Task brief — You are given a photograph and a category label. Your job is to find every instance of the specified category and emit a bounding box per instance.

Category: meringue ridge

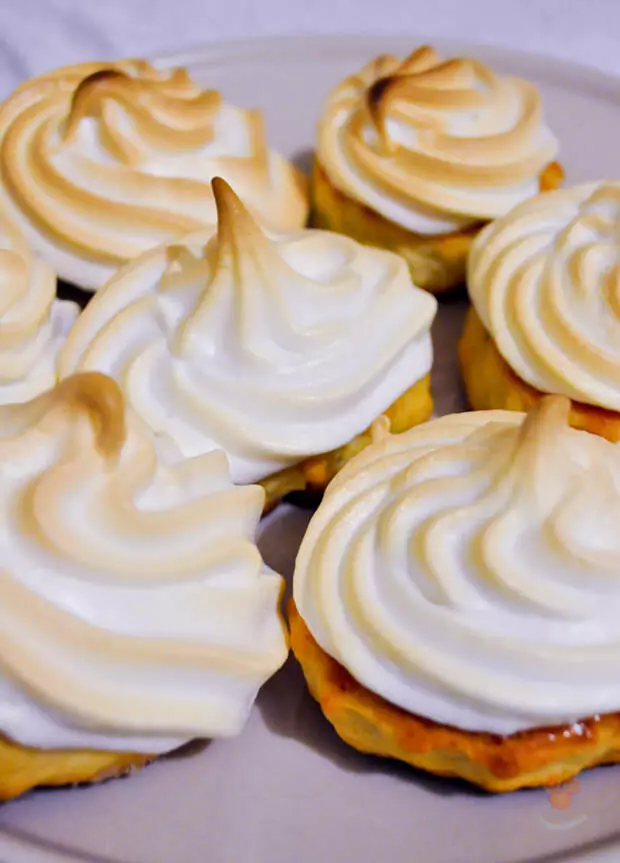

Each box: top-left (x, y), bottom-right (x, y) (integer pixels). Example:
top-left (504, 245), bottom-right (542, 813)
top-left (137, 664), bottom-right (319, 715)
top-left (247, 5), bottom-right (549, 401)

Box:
top-left (294, 396), bottom-right (620, 736)
top-left (0, 372), bottom-right (288, 753)
top-left (59, 177), bottom-right (436, 484)
top-left (0, 59), bottom-right (308, 290)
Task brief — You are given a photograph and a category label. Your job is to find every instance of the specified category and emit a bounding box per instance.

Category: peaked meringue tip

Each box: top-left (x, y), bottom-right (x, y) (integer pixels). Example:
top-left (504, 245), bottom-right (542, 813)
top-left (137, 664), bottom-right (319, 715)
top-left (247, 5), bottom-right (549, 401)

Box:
top-left (50, 372), bottom-right (127, 460)
top-left (515, 395), bottom-right (571, 466)
top-left (211, 176), bottom-right (265, 253)
top-left (212, 176), bottom-right (255, 224)
top-left (523, 394), bottom-right (571, 428)
top-left (63, 68), bottom-right (129, 143)
top-left (366, 76), bottom-right (394, 141)
top-left (366, 45), bottom-right (473, 143)
top-left (399, 45), bottom-right (438, 73)
top-left (371, 414), bottom-right (392, 445)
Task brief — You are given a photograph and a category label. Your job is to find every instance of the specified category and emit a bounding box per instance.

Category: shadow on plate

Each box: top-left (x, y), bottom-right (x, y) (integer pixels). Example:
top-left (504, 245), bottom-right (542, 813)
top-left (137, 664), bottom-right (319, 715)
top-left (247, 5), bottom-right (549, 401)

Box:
top-left (257, 504), bottom-right (312, 598)
top-left (164, 739), bottom-right (211, 761)
top-left (0, 825), bottom-right (116, 863)
top-left (0, 742), bottom-right (209, 811)
top-left (257, 650), bottom-right (488, 799)
top-left (257, 506), bottom-right (484, 798)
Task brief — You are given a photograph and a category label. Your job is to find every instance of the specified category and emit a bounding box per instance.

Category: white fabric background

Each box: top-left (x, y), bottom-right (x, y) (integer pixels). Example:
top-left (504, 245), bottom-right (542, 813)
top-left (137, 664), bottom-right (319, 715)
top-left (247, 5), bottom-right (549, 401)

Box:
top-left (0, 0), bottom-right (617, 97)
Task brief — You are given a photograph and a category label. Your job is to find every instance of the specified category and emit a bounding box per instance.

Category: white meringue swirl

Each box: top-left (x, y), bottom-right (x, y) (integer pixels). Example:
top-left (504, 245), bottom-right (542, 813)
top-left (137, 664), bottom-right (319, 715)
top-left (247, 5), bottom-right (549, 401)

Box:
top-left (0, 215), bottom-right (77, 404)
top-left (317, 45), bottom-right (559, 235)
top-left (0, 373), bottom-right (287, 753)
top-left (59, 178), bottom-right (436, 484)
top-left (468, 181), bottom-right (620, 411)
top-left (0, 59), bottom-right (308, 291)
top-left (294, 397), bottom-right (620, 735)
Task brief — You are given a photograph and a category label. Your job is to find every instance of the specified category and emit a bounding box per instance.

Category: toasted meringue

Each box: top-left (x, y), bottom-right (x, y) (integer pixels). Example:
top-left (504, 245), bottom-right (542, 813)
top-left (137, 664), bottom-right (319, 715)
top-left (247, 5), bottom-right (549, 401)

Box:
top-left (59, 178), bottom-right (437, 485)
top-left (294, 396), bottom-right (620, 736)
top-left (0, 60), bottom-right (308, 291)
top-left (0, 372), bottom-right (287, 753)
top-left (317, 45), bottom-right (559, 235)
top-left (0, 214), bottom-right (77, 403)
top-left (467, 181), bottom-right (620, 412)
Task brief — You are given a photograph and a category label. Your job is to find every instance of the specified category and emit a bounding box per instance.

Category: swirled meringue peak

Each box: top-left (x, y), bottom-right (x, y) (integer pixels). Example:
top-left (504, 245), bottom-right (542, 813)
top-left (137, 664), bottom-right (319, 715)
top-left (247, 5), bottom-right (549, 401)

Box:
top-left (317, 45), bottom-right (559, 235)
top-left (294, 396), bottom-right (620, 735)
top-left (59, 178), bottom-right (437, 484)
top-left (469, 181), bottom-right (620, 411)
top-left (0, 214), bottom-right (77, 404)
top-left (0, 59), bottom-right (308, 291)
top-left (0, 372), bottom-right (287, 753)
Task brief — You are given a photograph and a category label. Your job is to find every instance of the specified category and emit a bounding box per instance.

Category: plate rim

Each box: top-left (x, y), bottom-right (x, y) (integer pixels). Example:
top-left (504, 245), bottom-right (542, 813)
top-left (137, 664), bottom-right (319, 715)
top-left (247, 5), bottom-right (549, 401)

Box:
top-left (154, 31), bottom-right (620, 99)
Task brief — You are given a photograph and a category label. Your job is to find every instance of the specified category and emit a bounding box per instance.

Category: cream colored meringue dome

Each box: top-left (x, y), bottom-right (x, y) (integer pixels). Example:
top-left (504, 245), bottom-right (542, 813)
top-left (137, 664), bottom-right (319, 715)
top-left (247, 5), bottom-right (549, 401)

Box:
top-left (58, 178), bottom-right (437, 484)
top-left (317, 45), bottom-right (559, 234)
top-left (468, 181), bottom-right (620, 410)
top-left (0, 59), bottom-right (308, 291)
top-left (294, 397), bottom-right (620, 735)
top-left (0, 214), bottom-right (77, 403)
top-left (0, 372), bottom-right (287, 752)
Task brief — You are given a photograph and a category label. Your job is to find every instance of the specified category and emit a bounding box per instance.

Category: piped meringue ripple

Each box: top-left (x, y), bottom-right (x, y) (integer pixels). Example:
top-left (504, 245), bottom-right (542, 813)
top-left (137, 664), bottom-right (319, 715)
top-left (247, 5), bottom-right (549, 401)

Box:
top-left (59, 178), bottom-right (437, 484)
top-left (468, 181), bottom-right (620, 412)
top-left (294, 397), bottom-right (620, 735)
top-left (317, 45), bottom-right (559, 235)
top-left (0, 372), bottom-right (287, 753)
top-left (0, 215), bottom-right (77, 404)
top-left (0, 59), bottom-right (308, 291)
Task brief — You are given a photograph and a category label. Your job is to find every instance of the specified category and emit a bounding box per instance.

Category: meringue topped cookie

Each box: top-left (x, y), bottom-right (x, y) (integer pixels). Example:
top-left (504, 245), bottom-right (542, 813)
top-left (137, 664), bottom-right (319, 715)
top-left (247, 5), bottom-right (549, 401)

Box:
top-left (467, 181), bottom-right (620, 411)
top-left (0, 372), bottom-right (287, 756)
top-left (294, 396), bottom-right (620, 737)
top-left (59, 178), bottom-right (437, 487)
top-left (317, 45), bottom-right (559, 235)
top-left (0, 59), bottom-right (308, 291)
top-left (0, 214), bottom-right (77, 404)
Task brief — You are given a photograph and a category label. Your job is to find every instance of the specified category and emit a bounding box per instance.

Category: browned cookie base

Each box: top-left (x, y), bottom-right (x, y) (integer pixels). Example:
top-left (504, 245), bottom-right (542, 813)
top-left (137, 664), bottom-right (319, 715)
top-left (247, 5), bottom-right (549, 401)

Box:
top-left (0, 733), bottom-right (154, 802)
top-left (288, 601), bottom-right (620, 792)
top-left (312, 160), bottom-right (565, 295)
top-left (259, 374), bottom-right (433, 513)
top-left (459, 307), bottom-right (620, 443)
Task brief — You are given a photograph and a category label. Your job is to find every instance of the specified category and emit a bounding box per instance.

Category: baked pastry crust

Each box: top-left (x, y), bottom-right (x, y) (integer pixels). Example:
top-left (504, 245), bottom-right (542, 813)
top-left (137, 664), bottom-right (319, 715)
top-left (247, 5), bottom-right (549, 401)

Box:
top-left (288, 600), bottom-right (620, 793)
top-left (312, 160), bottom-right (564, 295)
top-left (0, 733), bottom-right (153, 801)
top-left (459, 306), bottom-right (620, 442)
top-left (260, 373), bottom-right (432, 512)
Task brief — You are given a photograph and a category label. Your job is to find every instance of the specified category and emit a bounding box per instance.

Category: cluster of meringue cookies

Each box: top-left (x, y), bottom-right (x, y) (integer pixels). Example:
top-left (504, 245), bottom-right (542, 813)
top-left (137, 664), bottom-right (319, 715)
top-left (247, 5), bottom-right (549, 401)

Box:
top-left (1, 44), bottom-right (620, 801)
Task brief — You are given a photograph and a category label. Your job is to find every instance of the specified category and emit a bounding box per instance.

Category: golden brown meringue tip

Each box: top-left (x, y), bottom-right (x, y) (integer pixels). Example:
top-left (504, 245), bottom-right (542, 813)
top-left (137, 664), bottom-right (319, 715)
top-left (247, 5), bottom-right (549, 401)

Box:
top-left (398, 45), bottom-right (438, 73)
top-left (512, 396), bottom-right (571, 488)
top-left (0, 59), bottom-right (309, 289)
top-left (212, 176), bottom-right (257, 226)
top-left (61, 63), bottom-right (223, 163)
top-left (366, 44), bottom-right (437, 112)
top-left (62, 68), bottom-right (128, 142)
top-left (39, 372), bottom-right (127, 460)
top-left (519, 395), bottom-right (571, 438)
top-left (366, 45), bottom-right (476, 140)
top-left (396, 45), bottom-right (474, 85)
top-left (211, 176), bottom-right (267, 254)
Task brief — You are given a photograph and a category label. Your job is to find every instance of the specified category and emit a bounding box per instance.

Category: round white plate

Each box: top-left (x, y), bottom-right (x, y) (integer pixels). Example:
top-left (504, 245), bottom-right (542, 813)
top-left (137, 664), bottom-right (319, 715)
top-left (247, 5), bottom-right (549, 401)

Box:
top-left (2, 34), bottom-right (620, 863)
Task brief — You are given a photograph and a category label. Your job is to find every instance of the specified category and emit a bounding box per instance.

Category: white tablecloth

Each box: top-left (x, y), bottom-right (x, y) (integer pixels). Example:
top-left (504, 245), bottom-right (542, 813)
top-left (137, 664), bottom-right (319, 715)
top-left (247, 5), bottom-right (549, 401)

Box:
top-left (0, 0), bottom-right (617, 96)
